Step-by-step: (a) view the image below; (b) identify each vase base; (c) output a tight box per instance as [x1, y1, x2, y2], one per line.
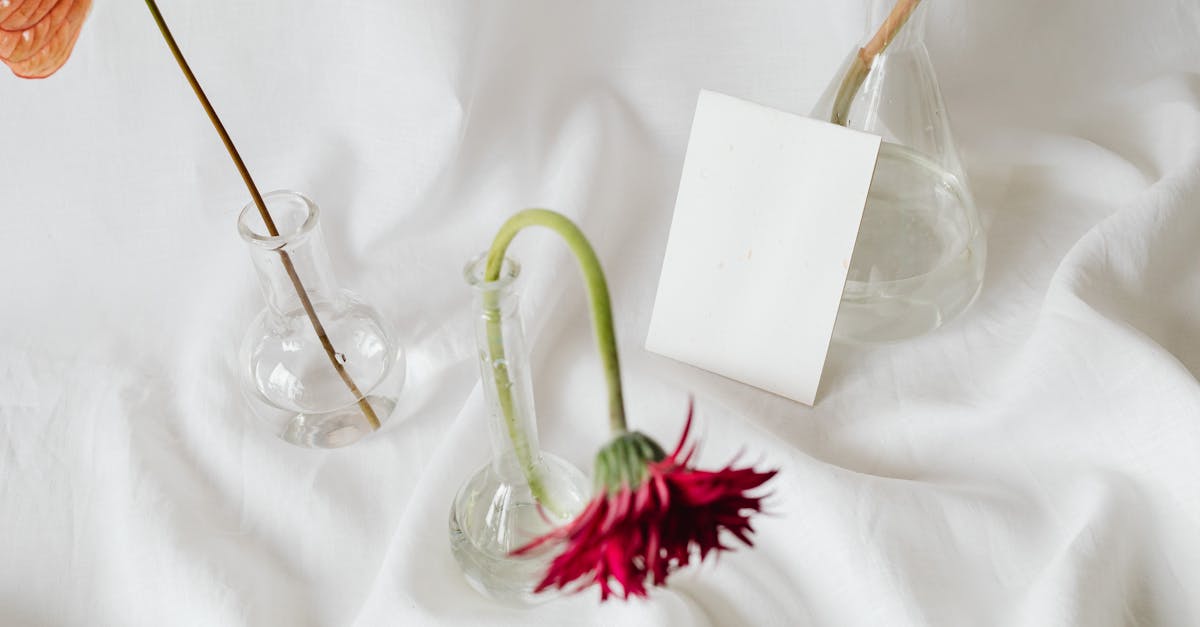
[834, 143, 986, 343]
[448, 452, 590, 605]
[448, 511, 564, 606]
[276, 394, 397, 449]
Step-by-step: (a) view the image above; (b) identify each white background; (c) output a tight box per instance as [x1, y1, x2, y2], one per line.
[1, 1, 1198, 625]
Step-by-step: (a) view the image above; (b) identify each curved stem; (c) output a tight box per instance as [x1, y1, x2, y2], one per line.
[486, 209, 628, 434]
[480, 210, 628, 508]
[144, 0, 380, 430]
[830, 0, 922, 126]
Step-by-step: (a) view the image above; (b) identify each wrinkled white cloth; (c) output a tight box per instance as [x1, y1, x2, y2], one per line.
[1, 1, 1198, 625]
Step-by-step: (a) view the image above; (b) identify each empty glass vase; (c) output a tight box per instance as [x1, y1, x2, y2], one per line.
[448, 255, 590, 604]
[237, 190, 405, 448]
[816, 0, 986, 342]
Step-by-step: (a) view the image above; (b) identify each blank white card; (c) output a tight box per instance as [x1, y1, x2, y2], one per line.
[646, 90, 880, 405]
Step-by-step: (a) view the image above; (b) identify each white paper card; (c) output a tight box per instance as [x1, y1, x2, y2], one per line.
[646, 90, 881, 405]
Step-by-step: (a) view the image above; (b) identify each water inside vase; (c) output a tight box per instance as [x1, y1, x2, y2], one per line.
[242, 299, 404, 448]
[278, 395, 398, 448]
[448, 453, 589, 604]
[834, 143, 986, 342]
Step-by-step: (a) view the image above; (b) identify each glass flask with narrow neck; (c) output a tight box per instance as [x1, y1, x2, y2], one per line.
[237, 190, 405, 448]
[448, 255, 590, 604]
[815, 0, 986, 342]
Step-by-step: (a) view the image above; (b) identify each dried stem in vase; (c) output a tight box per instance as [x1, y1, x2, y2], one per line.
[143, 0, 380, 429]
[830, 0, 922, 126]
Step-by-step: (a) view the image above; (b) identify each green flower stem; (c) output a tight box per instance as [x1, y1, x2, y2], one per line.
[831, 0, 922, 126]
[144, 0, 380, 430]
[482, 209, 629, 506]
[480, 285, 552, 507]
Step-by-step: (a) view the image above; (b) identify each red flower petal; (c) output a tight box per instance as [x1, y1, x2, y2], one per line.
[512, 403, 777, 601]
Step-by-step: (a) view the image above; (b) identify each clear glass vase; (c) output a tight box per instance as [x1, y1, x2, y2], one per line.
[815, 0, 986, 342]
[448, 255, 590, 604]
[237, 190, 405, 448]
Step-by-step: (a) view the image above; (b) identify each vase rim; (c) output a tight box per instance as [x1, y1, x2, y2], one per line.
[463, 253, 521, 291]
[237, 190, 320, 249]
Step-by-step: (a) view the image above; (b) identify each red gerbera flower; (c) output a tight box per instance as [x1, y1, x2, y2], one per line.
[513, 401, 777, 601]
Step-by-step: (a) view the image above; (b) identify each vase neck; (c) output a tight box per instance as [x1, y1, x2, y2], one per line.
[239, 191, 341, 316]
[465, 255, 543, 482]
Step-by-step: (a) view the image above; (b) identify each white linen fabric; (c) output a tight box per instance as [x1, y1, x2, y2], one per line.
[1, 1, 1198, 625]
